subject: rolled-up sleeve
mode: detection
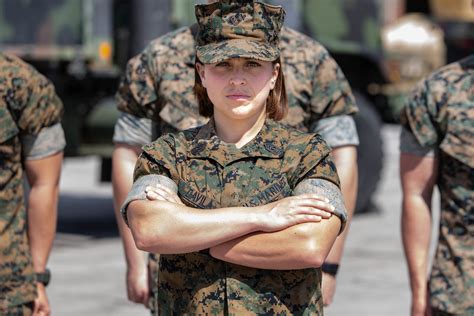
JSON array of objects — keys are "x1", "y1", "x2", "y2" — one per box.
[
  {"x1": 22, "y1": 123, "x2": 66, "y2": 160},
  {"x1": 121, "y1": 174, "x2": 177, "y2": 226}
]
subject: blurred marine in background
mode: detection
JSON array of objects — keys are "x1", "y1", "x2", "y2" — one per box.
[
  {"x1": 399, "y1": 53, "x2": 474, "y2": 316},
  {"x1": 112, "y1": 0, "x2": 359, "y2": 311},
  {"x1": 0, "y1": 53, "x2": 65, "y2": 316}
]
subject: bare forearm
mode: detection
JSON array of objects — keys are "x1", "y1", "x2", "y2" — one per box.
[
  {"x1": 25, "y1": 153, "x2": 62, "y2": 272},
  {"x1": 28, "y1": 185, "x2": 58, "y2": 271},
  {"x1": 210, "y1": 217, "x2": 341, "y2": 269},
  {"x1": 325, "y1": 145, "x2": 357, "y2": 263},
  {"x1": 128, "y1": 200, "x2": 261, "y2": 254},
  {"x1": 399, "y1": 153, "x2": 437, "y2": 299},
  {"x1": 402, "y1": 195, "x2": 432, "y2": 296},
  {"x1": 112, "y1": 145, "x2": 148, "y2": 269}
]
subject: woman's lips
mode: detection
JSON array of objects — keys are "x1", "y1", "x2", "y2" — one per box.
[{"x1": 226, "y1": 94, "x2": 250, "y2": 100}]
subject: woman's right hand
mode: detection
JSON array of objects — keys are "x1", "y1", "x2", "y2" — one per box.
[{"x1": 259, "y1": 194, "x2": 335, "y2": 232}]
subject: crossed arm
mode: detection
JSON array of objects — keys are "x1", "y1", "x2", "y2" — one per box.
[{"x1": 126, "y1": 177, "x2": 345, "y2": 270}]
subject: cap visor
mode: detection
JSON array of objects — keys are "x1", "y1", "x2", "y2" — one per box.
[{"x1": 196, "y1": 39, "x2": 279, "y2": 64}]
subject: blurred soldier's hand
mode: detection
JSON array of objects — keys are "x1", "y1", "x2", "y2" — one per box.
[
  {"x1": 33, "y1": 283, "x2": 50, "y2": 316},
  {"x1": 322, "y1": 273, "x2": 336, "y2": 306},
  {"x1": 126, "y1": 265, "x2": 149, "y2": 306}
]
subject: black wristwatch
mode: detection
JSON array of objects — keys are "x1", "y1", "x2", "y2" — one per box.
[
  {"x1": 35, "y1": 269, "x2": 51, "y2": 286},
  {"x1": 321, "y1": 263, "x2": 339, "y2": 277}
]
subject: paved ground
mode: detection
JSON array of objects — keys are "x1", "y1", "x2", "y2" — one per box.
[{"x1": 47, "y1": 124, "x2": 440, "y2": 315}]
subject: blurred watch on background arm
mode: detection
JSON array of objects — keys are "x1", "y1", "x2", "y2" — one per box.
[{"x1": 322, "y1": 263, "x2": 339, "y2": 277}]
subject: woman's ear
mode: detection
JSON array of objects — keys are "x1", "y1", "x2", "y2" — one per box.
[
  {"x1": 270, "y1": 63, "x2": 280, "y2": 89},
  {"x1": 196, "y1": 63, "x2": 206, "y2": 88}
]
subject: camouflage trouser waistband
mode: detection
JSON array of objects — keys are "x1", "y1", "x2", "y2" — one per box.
[{"x1": 1, "y1": 302, "x2": 34, "y2": 316}]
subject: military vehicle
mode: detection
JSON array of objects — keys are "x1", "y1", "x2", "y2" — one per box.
[{"x1": 1, "y1": 0, "x2": 472, "y2": 213}]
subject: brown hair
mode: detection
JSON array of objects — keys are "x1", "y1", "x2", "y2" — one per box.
[{"x1": 194, "y1": 57, "x2": 288, "y2": 120}]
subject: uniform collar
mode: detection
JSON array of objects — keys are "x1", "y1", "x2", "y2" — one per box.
[{"x1": 188, "y1": 118, "x2": 285, "y2": 166}]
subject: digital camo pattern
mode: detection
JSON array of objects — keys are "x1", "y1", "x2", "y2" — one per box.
[
  {"x1": 116, "y1": 25, "x2": 357, "y2": 141},
  {"x1": 401, "y1": 54, "x2": 474, "y2": 315},
  {"x1": 195, "y1": 0, "x2": 284, "y2": 64},
  {"x1": 0, "y1": 52, "x2": 63, "y2": 310},
  {"x1": 131, "y1": 119, "x2": 341, "y2": 314}
]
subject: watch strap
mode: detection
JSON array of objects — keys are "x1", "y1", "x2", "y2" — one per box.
[
  {"x1": 35, "y1": 268, "x2": 51, "y2": 286},
  {"x1": 321, "y1": 263, "x2": 339, "y2": 277}
]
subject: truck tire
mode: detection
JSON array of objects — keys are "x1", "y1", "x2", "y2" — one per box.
[{"x1": 353, "y1": 92, "x2": 384, "y2": 213}]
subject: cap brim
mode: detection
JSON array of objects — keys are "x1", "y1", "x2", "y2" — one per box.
[{"x1": 196, "y1": 39, "x2": 279, "y2": 64}]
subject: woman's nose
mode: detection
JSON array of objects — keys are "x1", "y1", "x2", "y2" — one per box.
[{"x1": 229, "y1": 70, "x2": 246, "y2": 86}]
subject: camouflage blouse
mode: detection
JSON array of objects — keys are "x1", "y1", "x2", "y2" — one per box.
[
  {"x1": 132, "y1": 119, "x2": 344, "y2": 315},
  {"x1": 0, "y1": 53, "x2": 63, "y2": 309},
  {"x1": 401, "y1": 54, "x2": 474, "y2": 315}
]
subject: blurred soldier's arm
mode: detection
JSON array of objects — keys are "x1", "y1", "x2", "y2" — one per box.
[
  {"x1": 112, "y1": 113, "x2": 155, "y2": 306},
  {"x1": 400, "y1": 127, "x2": 438, "y2": 316},
  {"x1": 399, "y1": 73, "x2": 444, "y2": 316},
  {"x1": 25, "y1": 147, "x2": 64, "y2": 316},
  {"x1": 112, "y1": 47, "x2": 161, "y2": 306},
  {"x1": 306, "y1": 45, "x2": 359, "y2": 305},
  {"x1": 312, "y1": 116, "x2": 358, "y2": 306},
  {"x1": 19, "y1": 65, "x2": 65, "y2": 315}
]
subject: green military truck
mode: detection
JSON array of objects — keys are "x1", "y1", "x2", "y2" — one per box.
[{"x1": 1, "y1": 0, "x2": 472, "y2": 213}]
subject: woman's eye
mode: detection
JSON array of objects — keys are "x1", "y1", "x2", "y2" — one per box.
[
  {"x1": 246, "y1": 61, "x2": 261, "y2": 68},
  {"x1": 215, "y1": 62, "x2": 230, "y2": 68}
]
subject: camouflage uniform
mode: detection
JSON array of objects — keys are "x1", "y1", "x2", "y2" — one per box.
[
  {"x1": 113, "y1": 1, "x2": 357, "y2": 314},
  {"x1": 0, "y1": 53, "x2": 64, "y2": 311},
  {"x1": 126, "y1": 118, "x2": 345, "y2": 315},
  {"x1": 400, "y1": 55, "x2": 474, "y2": 315}
]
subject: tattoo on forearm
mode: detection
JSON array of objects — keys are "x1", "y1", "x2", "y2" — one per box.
[{"x1": 294, "y1": 179, "x2": 347, "y2": 223}]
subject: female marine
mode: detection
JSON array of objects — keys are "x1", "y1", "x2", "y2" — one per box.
[{"x1": 122, "y1": 1, "x2": 347, "y2": 314}]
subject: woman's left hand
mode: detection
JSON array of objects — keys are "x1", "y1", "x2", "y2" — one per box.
[{"x1": 145, "y1": 184, "x2": 184, "y2": 205}]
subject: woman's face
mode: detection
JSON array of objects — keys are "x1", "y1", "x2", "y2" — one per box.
[{"x1": 197, "y1": 58, "x2": 279, "y2": 122}]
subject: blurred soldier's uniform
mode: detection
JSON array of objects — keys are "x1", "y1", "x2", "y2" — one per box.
[
  {"x1": 0, "y1": 53, "x2": 65, "y2": 314},
  {"x1": 400, "y1": 54, "x2": 474, "y2": 315}
]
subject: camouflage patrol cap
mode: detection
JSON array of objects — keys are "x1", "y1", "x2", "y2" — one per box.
[{"x1": 195, "y1": 0, "x2": 285, "y2": 64}]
